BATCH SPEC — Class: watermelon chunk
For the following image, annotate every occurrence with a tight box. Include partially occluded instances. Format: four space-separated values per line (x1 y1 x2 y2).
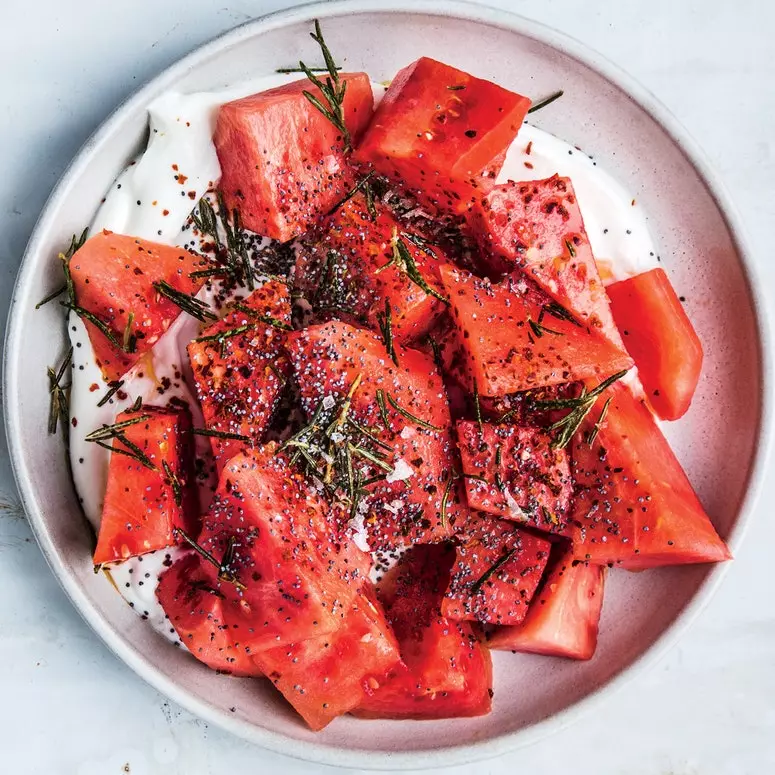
569 382 731 568
440 265 633 396
467 175 624 349
93 405 199 565
197 446 371 653
353 544 493 720
355 57 530 213
187 280 291 468
156 552 263 676
442 513 551 625
285 321 463 549
293 193 447 342
215 74 374 242
69 231 208 381
487 545 605 660
254 586 401 730
457 420 573 533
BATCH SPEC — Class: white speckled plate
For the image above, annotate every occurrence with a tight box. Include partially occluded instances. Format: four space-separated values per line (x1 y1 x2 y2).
3 0 772 769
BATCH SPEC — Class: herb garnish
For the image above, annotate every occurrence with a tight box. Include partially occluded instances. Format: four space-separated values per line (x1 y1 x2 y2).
62 302 123 350
162 460 183 507
375 228 449 306
231 303 293 331
36 229 88 309
276 65 341 74
280 375 394 507
123 312 137 354
447 84 466 91
565 239 577 258
327 171 376 216
174 528 246 592
470 548 518 595
47 347 73 438
473 381 483 434
585 396 612 447
527 90 564 114
191 427 251 442
376 298 399 367
97 380 125 408
85 414 156 470
384 392 443 432
299 20 352 153
541 300 579 327
528 316 564 339
425 334 444 372
440 475 455 529
530 369 628 449
153 280 217 323
191 194 254 290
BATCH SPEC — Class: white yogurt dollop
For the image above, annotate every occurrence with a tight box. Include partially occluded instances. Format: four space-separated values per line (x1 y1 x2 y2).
69 75 658 641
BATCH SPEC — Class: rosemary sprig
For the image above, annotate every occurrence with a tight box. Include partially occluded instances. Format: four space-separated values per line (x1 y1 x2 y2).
426 334 444 372
375 229 449 306
528 317 564 339
162 460 183 507
194 324 250 356
447 84 466 91
532 369 628 449
85 414 149 442
62 302 122 350
123 312 137 354
473 381 483 435
385 392 443 432
276 65 341 74
327 171 376 216
192 427 251 442
375 389 390 428
527 90 564 114
585 396 612 447
440 475 455 529
565 239 577 258
541 300 579 327
154 280 217 323
376 298 399 367
471 547 518 595
85 414 157 470
174 528 246 592
47 347 73 437
36 229 87 309
97 380 125 408
300 20 351 153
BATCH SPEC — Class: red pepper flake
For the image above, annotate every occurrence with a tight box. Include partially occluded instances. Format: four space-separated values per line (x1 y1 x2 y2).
172 164 179 171
526 141 533 155
177 173 189 185
152 200 158 206
186 121 191 127
117 390 128 400
631 198 636 206
187 191 196 199
71 417 78 428
89 383 99 392
162 209 170 216
524 161 534 169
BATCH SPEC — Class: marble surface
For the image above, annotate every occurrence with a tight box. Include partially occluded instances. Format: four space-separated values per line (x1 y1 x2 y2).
1 1 773 773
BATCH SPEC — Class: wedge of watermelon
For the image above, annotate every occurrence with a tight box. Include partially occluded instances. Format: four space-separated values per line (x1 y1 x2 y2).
440 265 633 396
441 513 551 625
355 57 530 213
456 420 573 533
187 280 291 468
69 231 208 381
93 405 199 565
215 74 373 242
467 175 624 349
486 545 605 660
353 544 493 720
293 193 448 342
569 382 731 568
285 321 464 548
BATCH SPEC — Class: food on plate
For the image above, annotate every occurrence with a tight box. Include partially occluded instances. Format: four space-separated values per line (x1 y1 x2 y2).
42 19 729 731
606 267 703 420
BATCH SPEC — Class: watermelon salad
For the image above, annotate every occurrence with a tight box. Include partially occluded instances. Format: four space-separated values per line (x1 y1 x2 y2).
40 21 730 730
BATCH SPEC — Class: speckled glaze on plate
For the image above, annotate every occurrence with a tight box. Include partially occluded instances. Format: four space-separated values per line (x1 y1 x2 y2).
3 0 771 769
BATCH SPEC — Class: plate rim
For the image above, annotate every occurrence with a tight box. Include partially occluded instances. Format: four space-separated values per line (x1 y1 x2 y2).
4 0 773 769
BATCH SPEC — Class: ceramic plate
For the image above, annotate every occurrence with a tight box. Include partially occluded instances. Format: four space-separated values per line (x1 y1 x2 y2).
3 0 771 769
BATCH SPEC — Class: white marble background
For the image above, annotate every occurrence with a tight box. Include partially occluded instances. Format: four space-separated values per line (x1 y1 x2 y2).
1 1 773 773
